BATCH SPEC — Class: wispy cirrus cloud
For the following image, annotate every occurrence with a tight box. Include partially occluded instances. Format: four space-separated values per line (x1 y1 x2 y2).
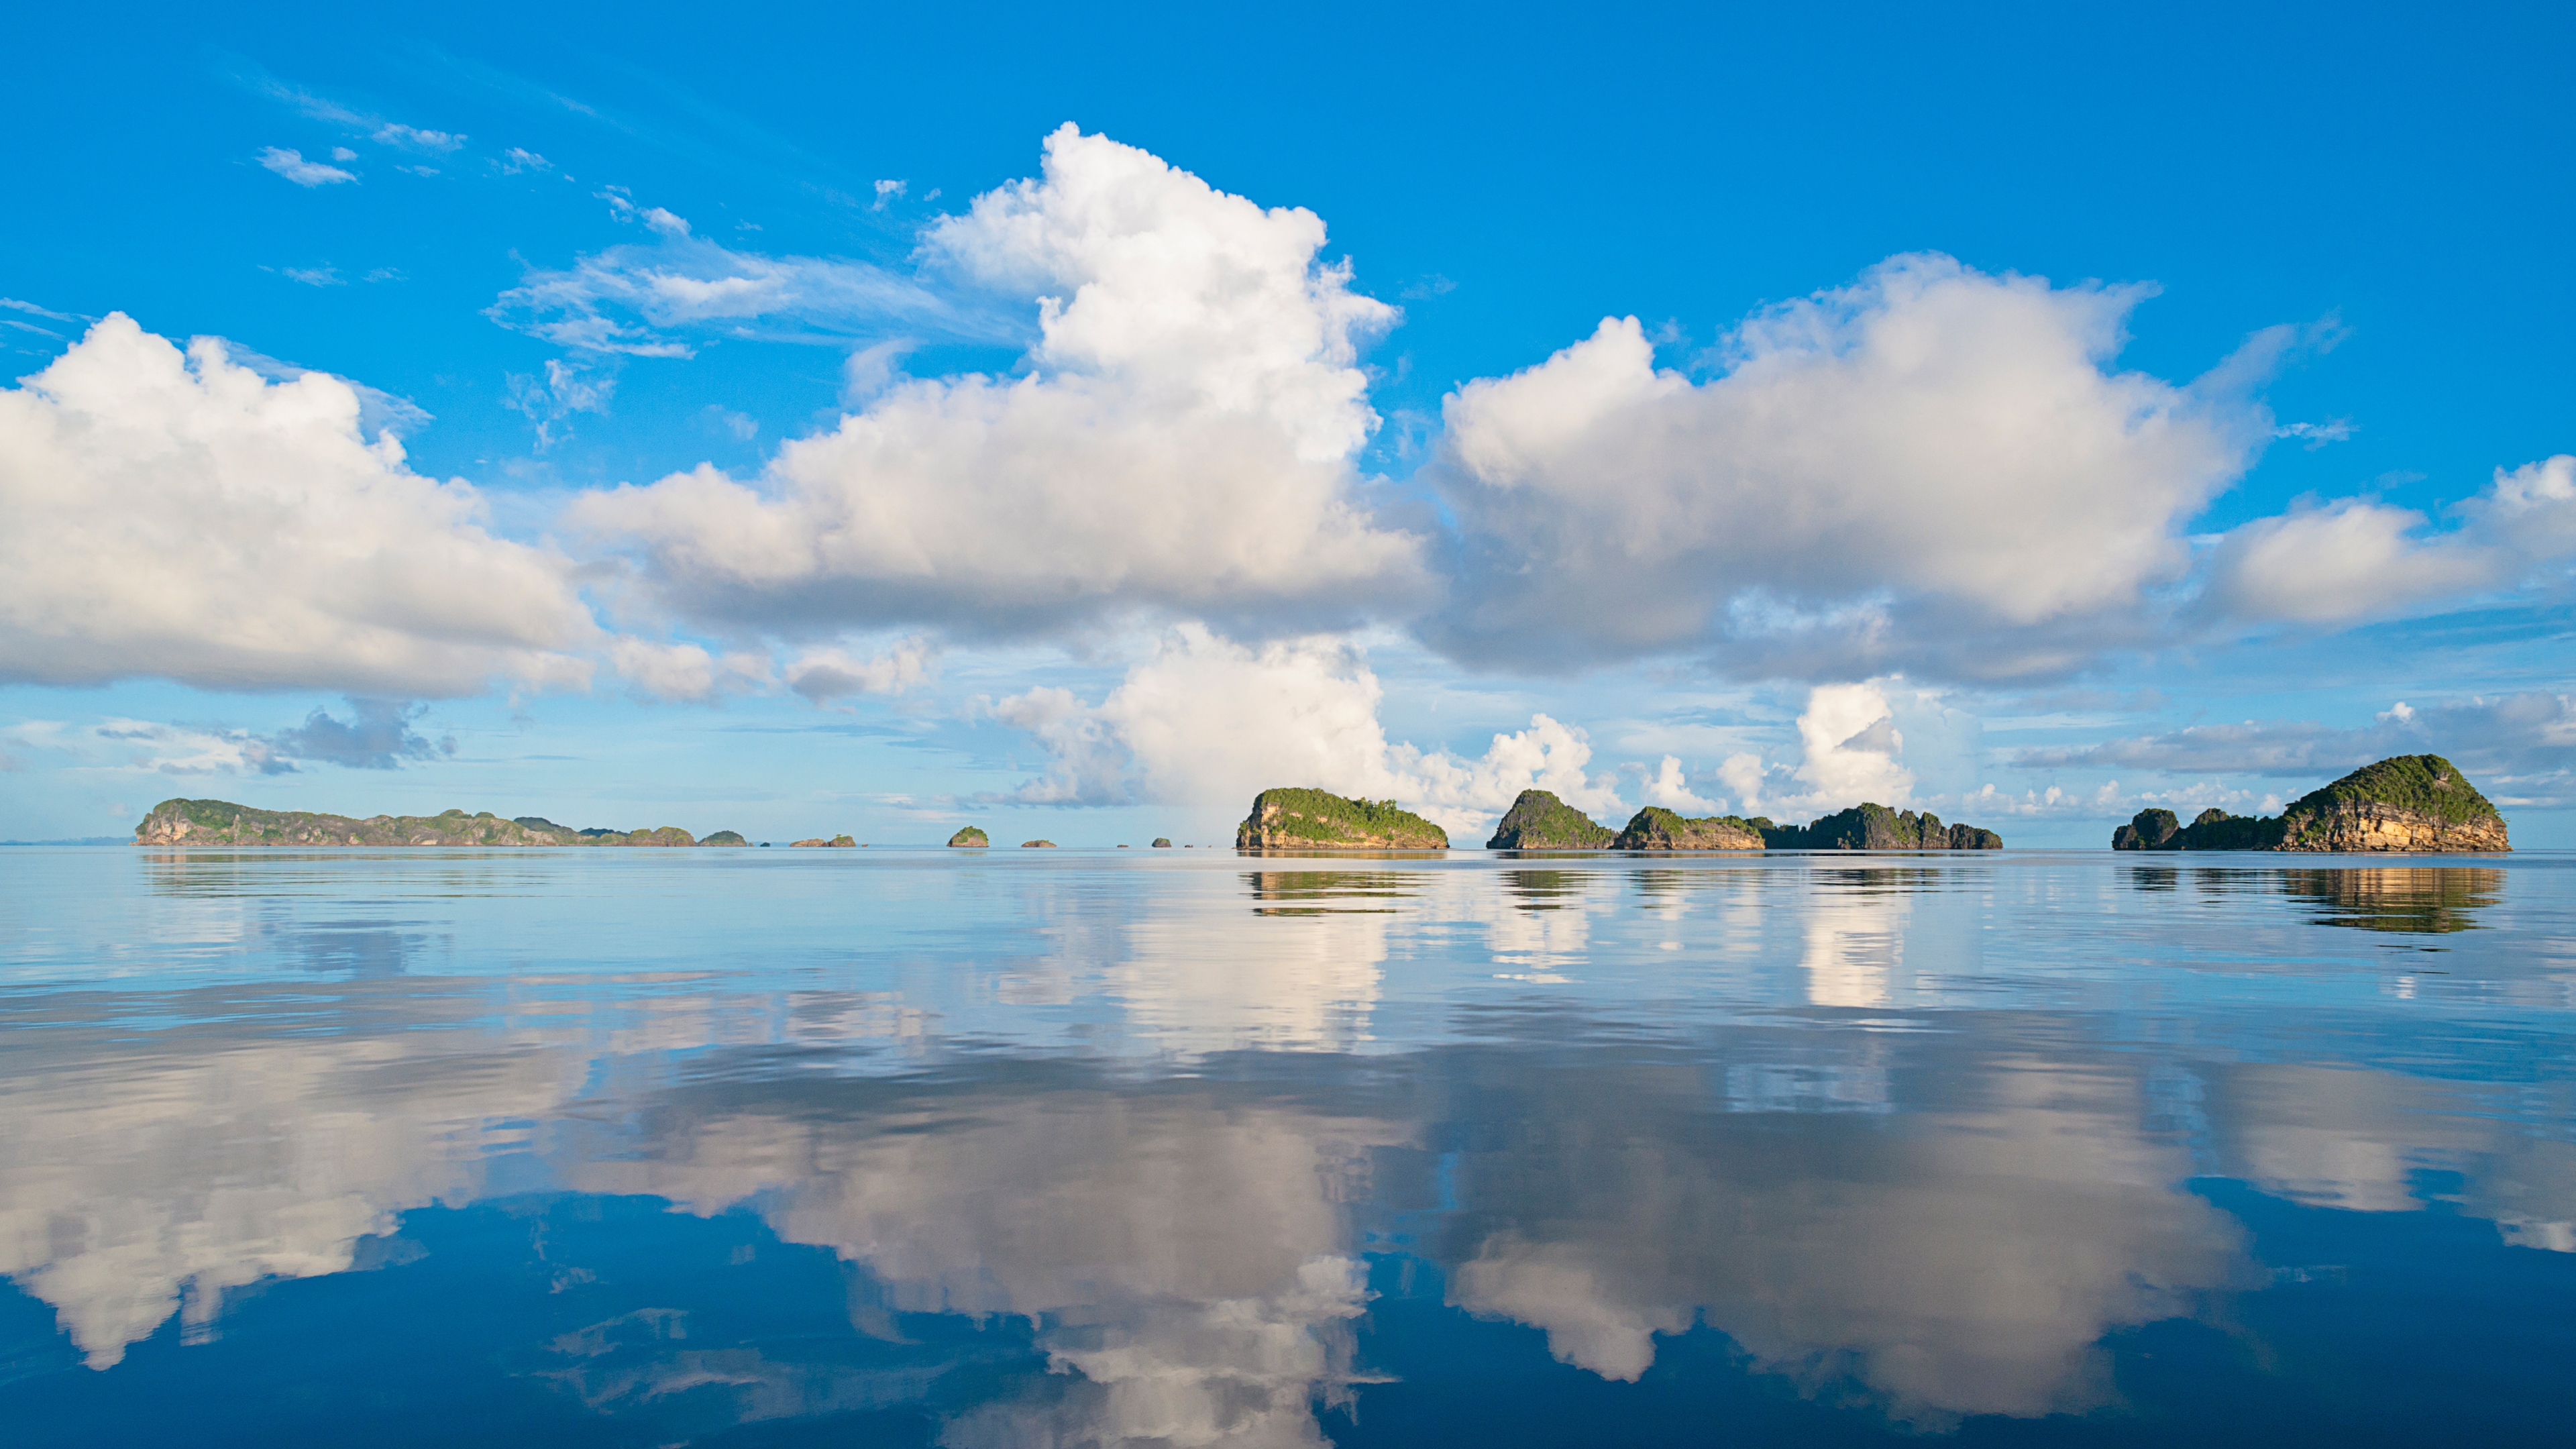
486 191 993 358
256 147 356 187
246 72 464 152
503 358 616 448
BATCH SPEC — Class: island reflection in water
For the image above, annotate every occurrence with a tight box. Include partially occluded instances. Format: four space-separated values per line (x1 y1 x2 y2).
1 849 2571 1446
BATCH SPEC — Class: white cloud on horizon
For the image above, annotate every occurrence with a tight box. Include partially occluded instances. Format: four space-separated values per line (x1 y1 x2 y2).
2012 692 2576 808
1641 755 1726 815
1717 682 1917 821
987 625 1623 841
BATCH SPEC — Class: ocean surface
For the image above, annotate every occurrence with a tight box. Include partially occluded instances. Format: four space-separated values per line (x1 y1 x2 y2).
1 845 2570 1446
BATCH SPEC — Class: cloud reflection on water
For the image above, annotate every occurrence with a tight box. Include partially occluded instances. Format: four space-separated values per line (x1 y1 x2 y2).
0 851 2569 1442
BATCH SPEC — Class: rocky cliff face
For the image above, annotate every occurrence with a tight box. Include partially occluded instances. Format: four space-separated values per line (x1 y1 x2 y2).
2276 800 2510 852
1766 804 2002 851
133 800 718 847
2110 755 2509 853
1235 788 1448 850
1612 807 1764 851
1487 790 1617 849
2110 809 2182 851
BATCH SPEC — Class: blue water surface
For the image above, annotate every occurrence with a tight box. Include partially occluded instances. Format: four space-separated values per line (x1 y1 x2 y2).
1 847 2569 1446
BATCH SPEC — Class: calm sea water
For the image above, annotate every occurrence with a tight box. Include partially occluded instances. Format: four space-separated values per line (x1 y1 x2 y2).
1 847 2570 1446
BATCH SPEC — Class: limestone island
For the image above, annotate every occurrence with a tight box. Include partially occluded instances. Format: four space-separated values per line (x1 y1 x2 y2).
1485 789 2002 851
133 799 743 847
1236 788 1449 850
2112 754 2509 853
947 826 989 848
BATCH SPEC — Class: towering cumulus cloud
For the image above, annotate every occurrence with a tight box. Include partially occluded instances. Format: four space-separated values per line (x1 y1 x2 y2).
0 316 596 694
994 625 1623 836
572 124 1428 639
1431 256 2273 680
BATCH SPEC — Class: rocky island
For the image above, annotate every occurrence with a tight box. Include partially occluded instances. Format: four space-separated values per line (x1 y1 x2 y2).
1767 803 2004 851
1251 786 2004 854
1235 788 1449 850
1611 806 1766 851
1479 788 2002 852
133 799 741 847
947 826 989 848
1486 790 1618 849
2112 754 2509 853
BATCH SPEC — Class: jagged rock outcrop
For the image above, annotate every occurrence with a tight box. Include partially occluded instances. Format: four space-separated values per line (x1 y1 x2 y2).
1765 804 2003 850
2110 755 2509 853
2110 809 2182 851
1612 806 1765 851
1234 788 1448 850
133 800 703 847
947 826 990 848
1488 790 1617 849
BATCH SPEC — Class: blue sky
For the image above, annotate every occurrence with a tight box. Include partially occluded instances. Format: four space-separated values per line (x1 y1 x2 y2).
4 0 2571 846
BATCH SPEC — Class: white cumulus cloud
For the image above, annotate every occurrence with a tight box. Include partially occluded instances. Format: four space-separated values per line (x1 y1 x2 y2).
1718 682 1916 820
0 315 597 694
2202 454 2576 627
785 637 933 702
570 125 1430 641
607 639 772 702
1431 255 2277 680
1641 755 1725 815
989 625 1623 840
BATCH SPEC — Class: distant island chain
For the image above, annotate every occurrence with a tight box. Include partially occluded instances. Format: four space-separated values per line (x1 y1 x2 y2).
126 755 2504 853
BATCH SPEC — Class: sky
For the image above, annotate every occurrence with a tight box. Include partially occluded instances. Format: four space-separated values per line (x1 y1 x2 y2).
3 0 2572 847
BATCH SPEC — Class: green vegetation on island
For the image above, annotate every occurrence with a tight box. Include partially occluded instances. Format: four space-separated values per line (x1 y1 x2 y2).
1766 803 2003 851
1235 788 1449 850
134 800 731 848
1612 806 1768 851
1022 839 1057 848
1487 790 1617 849
1479 790 2001 852
1152 837 1173 848
947 826 990 848
2112 754 2508 853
